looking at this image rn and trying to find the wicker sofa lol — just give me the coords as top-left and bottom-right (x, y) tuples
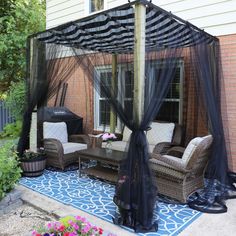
(43, 122), (91, 170)
(102, 121), (182, 153)
(149, 134), (213, 202)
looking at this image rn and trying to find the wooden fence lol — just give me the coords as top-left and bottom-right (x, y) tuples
(0, 100), (14, 132)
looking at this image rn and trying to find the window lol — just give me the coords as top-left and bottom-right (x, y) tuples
(155, 61), (184, 123)
(97, 69), (112, 127)
(94, 66), (133, 131)
(94, 61), (183, 131)
(123, 70), (134, 120)
(89, 0), (104, 13)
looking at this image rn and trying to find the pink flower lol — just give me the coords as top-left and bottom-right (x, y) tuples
(72, 223), (79, 230)
(83, 224), (91, 233)
(47, 222), (52, 229)
(69, 232), (77, 236)
(80, 217), (86, 223)
(75, 216), (82, 221)
(32, 230), (37, 235)
(101, 133), (117, 141)
(68, 220), (73, 225)
(53, 222), (61, 231)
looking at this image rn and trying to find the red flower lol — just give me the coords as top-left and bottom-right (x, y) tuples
(98, 228), (103, 235)
(59, 225), (65, 232)
(64, 233), (70, 236)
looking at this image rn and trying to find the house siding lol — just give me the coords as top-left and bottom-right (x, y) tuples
(46, 0), (84, 29)
(46, 0), (236, 36)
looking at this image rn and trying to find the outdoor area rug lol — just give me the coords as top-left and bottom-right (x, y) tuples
(19, 169), (201, 236)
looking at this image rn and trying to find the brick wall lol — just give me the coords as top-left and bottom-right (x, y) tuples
(47, 34), (236, 171)
(219, 34), (236, 171)
(182, 48), (208, 145)
(48, 63), (94, 134)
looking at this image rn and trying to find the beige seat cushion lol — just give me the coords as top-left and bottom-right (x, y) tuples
(182, 137), (203, 164)
(62, 143), (87, 154)
(122, 126), (132, 142)
(117, 123), (174, 152)
(147, 122), (175, 145)
(182, 135), (212, 166)
(43, 122), (68, 143)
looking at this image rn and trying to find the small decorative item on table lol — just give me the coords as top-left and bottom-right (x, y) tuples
(101, 133), (117, 154)
(20, 148), (46, 177)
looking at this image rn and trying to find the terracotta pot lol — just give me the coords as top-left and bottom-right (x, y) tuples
(20, 155), (46, 177)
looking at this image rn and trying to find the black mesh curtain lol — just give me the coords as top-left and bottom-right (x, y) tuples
(17, 43), (78, 156)
(17, 38), (48, 155)
(187, 42), (236, 212)
(18, 0), (236, 233)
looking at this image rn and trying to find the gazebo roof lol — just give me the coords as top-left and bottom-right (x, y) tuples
(35, 0), (217, 53)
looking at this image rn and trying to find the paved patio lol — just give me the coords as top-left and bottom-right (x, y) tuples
(16, 184), (236, 236)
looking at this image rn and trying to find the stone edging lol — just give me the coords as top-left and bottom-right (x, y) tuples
(0, 188), (23, 216)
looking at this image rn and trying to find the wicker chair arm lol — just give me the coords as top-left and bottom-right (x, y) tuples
(153, 142), (175, 155)
(69, 134), (91, 146)
(166, 146), (185, 158)
(43, 138), (64, 167)
(151, 153), (188, 172)
(44, 138), (63, 152)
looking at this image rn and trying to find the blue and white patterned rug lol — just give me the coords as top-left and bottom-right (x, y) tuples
(19, 169), (201, 235)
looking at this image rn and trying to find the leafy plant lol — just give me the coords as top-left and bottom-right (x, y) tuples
(0, 141), (22, 200)
(0, 120), (22, 138)
(22, 148), (45, 160)
(0, 0), (45, 92)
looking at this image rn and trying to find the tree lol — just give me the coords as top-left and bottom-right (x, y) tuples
(0, 0), (45, 92)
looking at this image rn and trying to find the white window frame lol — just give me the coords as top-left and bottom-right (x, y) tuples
(94, 60), (184, 132)
(85, 0), (108, 15)
(94, 64), (133, 132)
(151, 60), (184, 124)
(94, 66), (121, 132)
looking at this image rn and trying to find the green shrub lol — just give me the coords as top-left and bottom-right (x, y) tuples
(0, 120), (22, 138)
(0, 141), (22, 200)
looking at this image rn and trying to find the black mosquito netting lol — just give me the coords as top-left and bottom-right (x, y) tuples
(18, 0), (236, 233)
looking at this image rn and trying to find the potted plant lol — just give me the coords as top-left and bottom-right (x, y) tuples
(20, 148), (46, 177)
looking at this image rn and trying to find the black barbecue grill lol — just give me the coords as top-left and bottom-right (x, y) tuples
(38, 106), (83, 145)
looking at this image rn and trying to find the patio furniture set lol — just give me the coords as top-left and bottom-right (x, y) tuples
(42, 121), (213, 203)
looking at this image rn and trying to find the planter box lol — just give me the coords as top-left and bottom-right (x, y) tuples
(20, 155), (46, 177)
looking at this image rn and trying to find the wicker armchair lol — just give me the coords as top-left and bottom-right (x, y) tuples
(149, 134), (213, 203)
(43, 122), (91, 170)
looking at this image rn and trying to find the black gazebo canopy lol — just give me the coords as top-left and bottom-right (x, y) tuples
(36, 0), (215, 52)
